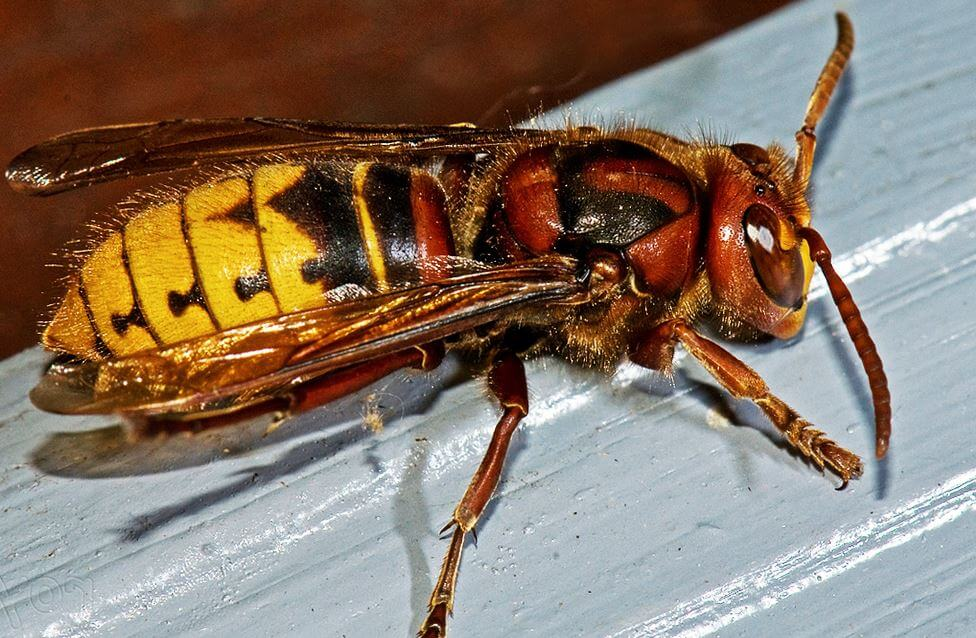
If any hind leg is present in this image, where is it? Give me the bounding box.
[419,350,528,637]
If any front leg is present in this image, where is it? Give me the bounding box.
[630,319,862,485]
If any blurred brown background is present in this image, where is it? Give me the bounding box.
[0,0,788,359]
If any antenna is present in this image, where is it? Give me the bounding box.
[794,12,854,189]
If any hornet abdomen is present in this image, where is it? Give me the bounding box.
[44,161,455,359]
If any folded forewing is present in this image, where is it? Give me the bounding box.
[31,256,584,417]
[6,118,559,195]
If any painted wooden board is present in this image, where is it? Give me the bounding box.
[1,0,974,635]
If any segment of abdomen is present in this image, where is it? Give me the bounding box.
[44,161,455,359]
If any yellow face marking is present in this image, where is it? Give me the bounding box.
[352,162,389,291]
[81,232,158,356]
[184,176,279,329]
[43,281,99,358]
[125,202,216,345]
[254,164,326,313]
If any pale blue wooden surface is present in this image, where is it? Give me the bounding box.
[2,0,975,635]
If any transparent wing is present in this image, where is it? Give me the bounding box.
[31,256,584,417]
[6,118,558,196]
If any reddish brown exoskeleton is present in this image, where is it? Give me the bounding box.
[6,13,886,637]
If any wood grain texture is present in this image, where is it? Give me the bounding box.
[1,0,974,635]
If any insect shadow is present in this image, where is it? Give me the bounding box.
[810,296,892,499]
[27,356,471,541]
[633,333,860,488]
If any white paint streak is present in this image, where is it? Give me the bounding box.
[608,466,976,638]
[808,195,976,301]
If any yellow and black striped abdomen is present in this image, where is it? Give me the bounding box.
[44,161,455,359]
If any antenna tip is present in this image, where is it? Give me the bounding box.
[834,12,855,43]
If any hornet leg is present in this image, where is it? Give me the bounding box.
[631,319,862,485]
[286,343,444,415]
[419,350,528,637]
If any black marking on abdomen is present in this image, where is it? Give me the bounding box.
[361,163,419,282]
[119,237,163,346]
[223,197,258,226]
[110,305,149,336]
[77,281,113,358]
[234,270,272,302]
[300,255,331,284]
[268,165,372,288]
[167,281,207,317]
[178,199,222,328]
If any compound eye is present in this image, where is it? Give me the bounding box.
[743,204,805,309]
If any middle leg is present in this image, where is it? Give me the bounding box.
[289,343,445,414]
